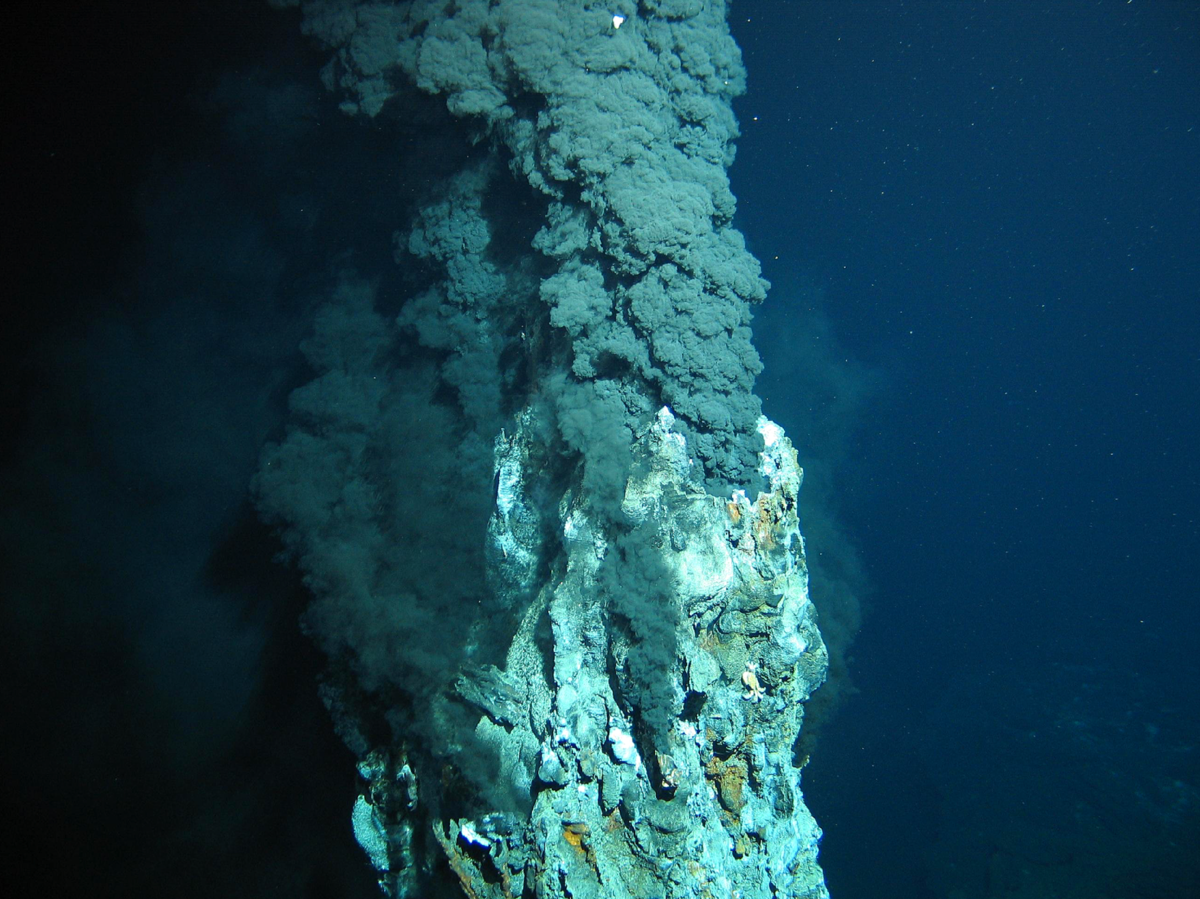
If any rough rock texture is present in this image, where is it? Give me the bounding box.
[346,408,829,898]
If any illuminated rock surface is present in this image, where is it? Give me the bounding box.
[340,408,828,898]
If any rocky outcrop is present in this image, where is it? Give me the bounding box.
[345,407,828,898]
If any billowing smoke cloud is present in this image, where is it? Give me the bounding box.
[253,0,781,786]
[272,0,768,486]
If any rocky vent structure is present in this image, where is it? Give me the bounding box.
[258,2,833,896]
[348,408,828,898]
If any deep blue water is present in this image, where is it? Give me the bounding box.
[2,2,1196,897]
[734,3,1200,896]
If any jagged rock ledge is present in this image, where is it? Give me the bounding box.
[347,407,829,898]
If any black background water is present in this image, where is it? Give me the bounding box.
[3,2,1197,897]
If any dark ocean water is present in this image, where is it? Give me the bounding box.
[2,2,1196,898]
[734,3,1200,897]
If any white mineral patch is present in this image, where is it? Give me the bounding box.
[674,529,734,599]
[651,407,688,463]
[351,794,390,872]
[496,457,521,519]
[608,726,641,769]
[460,822,491,848]
[758,417,784,448]
[772,580,812,660]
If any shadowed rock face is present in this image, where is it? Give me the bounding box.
[256,2,830,896]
